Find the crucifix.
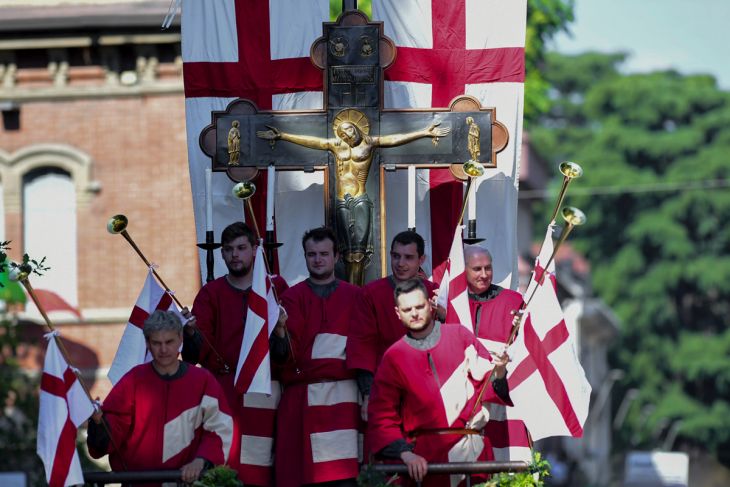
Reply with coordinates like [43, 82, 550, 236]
[199, 10, 508, 285]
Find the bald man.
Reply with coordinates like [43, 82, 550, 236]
[464, 245, 531, 462]
[464, 245, 523, 353]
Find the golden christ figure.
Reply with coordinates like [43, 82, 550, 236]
[257, 109, 450, 284]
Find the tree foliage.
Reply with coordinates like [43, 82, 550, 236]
[524, 0, 574, 125]
[530, 51, 730, 465]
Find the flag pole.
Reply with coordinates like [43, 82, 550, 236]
[12, 268, 128, 470]
[517, 206, 586, 323]
[234, 182, 300, 371]
[106, 214, 231, 374]
[234, 181, 282, 303]
[106, 215, 183, 308]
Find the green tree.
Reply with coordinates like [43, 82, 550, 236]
[530, 51, 730, 466]
[524, 0, 574, 125]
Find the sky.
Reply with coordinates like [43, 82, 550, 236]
[551, 0, 730, 90]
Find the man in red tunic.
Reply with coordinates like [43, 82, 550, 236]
[346, 231, 439, 419]
[272, 227, 361, 487]
[368, 279, 512, 486]
[464, 245, 531, 462]
[182, 222, 289, 486]
[88, 310, 233, 485]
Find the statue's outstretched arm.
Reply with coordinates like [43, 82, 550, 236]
[256, 126, 331, 151]
[375, 121, 451, 148]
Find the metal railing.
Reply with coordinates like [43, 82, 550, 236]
[84, 461, 530, 486]
[371, 461, 530, 487]
[83, 470, 182, 486]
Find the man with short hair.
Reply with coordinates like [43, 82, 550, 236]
[368, 279, 512, 486]
[272, 227, 361, 487]
[464, 245, 524, 355]
[88, 310, 233, 484]
[464, 245, 531, 463]
[182, 222, 289, 486]
[346, 231, 439, 417]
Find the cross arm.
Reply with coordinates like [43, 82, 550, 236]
[375, 121, 451, 148]
[259, 129, 332, 151]
[377, 110, 494, 166]
[211, 111, 329, 170]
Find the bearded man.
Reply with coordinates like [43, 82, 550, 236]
[182, 222, 289, 486]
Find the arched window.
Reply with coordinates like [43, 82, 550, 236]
[23, 167, 77, 307]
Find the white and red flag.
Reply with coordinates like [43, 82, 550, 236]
[234, 245, 280, 395]
[37, 332, 94, 487]
[181, 0, 526, 287]
[375, 0, 526, 284]
[436, 224, 473, 331]
[506, 225, 592, 441]
[181, 0, 327, 285]
[107, 270, 177, 385]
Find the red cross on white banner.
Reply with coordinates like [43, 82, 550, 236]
[384, 1, 525, 107]
[182, 0, 321, 108]
[376, 0, 526, 269]
[510, 312, 583, 435]
[506, 226, 592, 441]
[182, 0, 526, 287]
[38, 337, 94, 487]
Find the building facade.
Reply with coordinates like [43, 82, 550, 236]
[0, 0, 196, 398]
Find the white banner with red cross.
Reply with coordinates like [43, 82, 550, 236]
[181, 0, 525, 286]
[506, 226, 592, 441]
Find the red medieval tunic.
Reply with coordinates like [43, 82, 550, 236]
[276, 280, 361, 487]
[89, 362, 233, 482]
[188, 275, 289, 486]
[468, 286, 531, 463]
[346, 276, 438, 373]
[368, 323, 512, 487]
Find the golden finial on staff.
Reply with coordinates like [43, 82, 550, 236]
[452, 159, 485, 227]
[106, 214, 182, 308]
[232, 180, 256, 200]
[107, 214, 230, 373]
[549, 161, 583, 223]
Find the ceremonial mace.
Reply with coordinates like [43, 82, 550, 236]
[106, 214, 230, 374]
[9, 265, 128, 469]
[451, 159, 486, 244]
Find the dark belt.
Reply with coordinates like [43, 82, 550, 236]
[409, 428, 481, 438]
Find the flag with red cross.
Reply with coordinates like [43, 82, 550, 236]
[37, 333, 94, 487]
[181, 0, 526, 286]
[506, 224, 592, 441]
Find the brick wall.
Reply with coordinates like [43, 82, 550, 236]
[2, 75, 200, 399]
